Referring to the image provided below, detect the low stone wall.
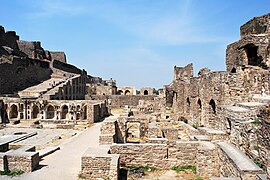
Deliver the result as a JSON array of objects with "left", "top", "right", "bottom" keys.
[
  {"left": 89, "top": 102, "right": 109, "bottom": 123},
  {"left": 196, "top": 142, "right": 219, "bottom": 177},
  {"left": 87, "top": 95, "right": 157, "bottom": 108},
  {"left": 110, "top": 143, "right": 168, "bottom": 168},
  {"left": 99, "top": 117, "right": 118, "bottom": 145},
  {"left": 6, "top": 152, "right": 39, "bottom": 172},
  {"left": 161, "top": 128, "right": 178, "bottom": 141},
  {"left": 99, "top": 134, "right": 115, "bottom": 145},
  {"left": 81, "top": 152, "right": 119, "bottom": 180},
  {"left": 110, "top": 141, "right": 219, "bottom": 177},
  {"left": 56, "top": 124, "right": 75, "bottom": 129}
]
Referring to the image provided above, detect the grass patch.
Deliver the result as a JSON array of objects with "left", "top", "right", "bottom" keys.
[
  {"left": 192, "top": 124, "right": 204, "bottom": 129},
  {"left": 172, "top": 165, "right": 196, "bottom": 174},
  {"left": 252, "top": 117, "right": 261, "bottom": 126},
  {"left": 192, "top": 124, "right": 198, "bottom": 129},
  {"left": 128, "top": 165, "right": 156, "bottom": 172},
  {"left": 78, "top": 172, "right": 86, "bottom": 179},
  {"left": 0, "top": 169, "right": 24, "bottom": 177},
  {"left": 194, "top": 177, "right": 203, "bottom": 180}
]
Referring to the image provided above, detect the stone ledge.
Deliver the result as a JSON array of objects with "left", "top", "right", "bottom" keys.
[{"left": 218, "top": 142, "right": 262, "bottom": 172}]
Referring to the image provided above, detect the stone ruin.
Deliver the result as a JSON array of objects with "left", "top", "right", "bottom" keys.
[
  {"left": 80, "top": 13, "right": 270, "bottom": 180},
  {"left": 0, "top": 13, "right": 270, "bottom": 180}
]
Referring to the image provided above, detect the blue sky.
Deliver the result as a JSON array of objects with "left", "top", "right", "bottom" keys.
[{"left": 1, "top": 0, "right": 269, "bottom": 89}]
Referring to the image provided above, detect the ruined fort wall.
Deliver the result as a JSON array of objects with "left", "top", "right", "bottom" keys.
[
  {"left": 240, "top": 13, "right": 270, "bottom": 37},
  {"left": 87, "top": 95, "right": 157, "bottom": 108},
  {"left": 0, "top": 57, "right": 52, "bottom": 94},
  {"left": 0, "top": 26, "right": 19, "bottom": 51},
  {"left": 170, "top": 66, "right": 270, "bottom": 129},
  {"left": 52, "top": 60, "right": 82, "bottom": 75}
]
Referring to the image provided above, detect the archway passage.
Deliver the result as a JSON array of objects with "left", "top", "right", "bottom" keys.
[
  {"left": 209, "top": 99, "right": 216, "bottom": 114},
  {"left": 61, "top": 105, "right": 69, "bottom": 119},
  {"left": 76, "top": 113, "right": 81, "bottom": 120},
  {"left": 244, "top": 44, "right": 265, "bottom": 68},
  {"left": 187, "top": 97, "right": 190, "bottom": 106},
  {"left": 197, "top": 99, "right": 202, "bottom": 109},
  {"left": 47, "top": 105, "right": 55, "bottom": 119},
  {"left": 9, "top": 104, "right": 18, "bottom": 119},
  {"left": 118, "top": 90, "right": 123, "bottom": 95},
  {"left": 32, "top": 105, "right": 39, "bottom": 119},
  {"left": 144, "top": 90, "right": 148, "bottom": 95},
  {"left": 125, "top": 90, "right": 130, "bottom": 95},
  {"left": 231, "top": 67, "right": 236, "bottom": 73}
]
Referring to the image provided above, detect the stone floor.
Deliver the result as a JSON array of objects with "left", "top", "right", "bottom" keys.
[{"left": 0, "top": 127, "right": 79, "bottom": 149}]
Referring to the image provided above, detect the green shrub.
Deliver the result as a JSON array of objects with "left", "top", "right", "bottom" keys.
[
  {"left": 0, "top": 169, "right": 24, "bottom": 177},
  {"left": 171, "top": 165, "right": 196, "bottom": 173},
  {"left": 192, "top": 124, "right": 198, "bottom": 129},
  {"left": 194, "top": 177, "right": 203, "bottom": 180},
  {"left": 179, "top": 116, "right": 188, "bottom": 124},
  {"left": 252, "top": 117, "right": 261, "bottom": 126},
  {"left": 128, "top": 165, "right": 156, "bottom": 172},
  {"left": 78, "top": 171, "right": 86, "bottom": 179}
]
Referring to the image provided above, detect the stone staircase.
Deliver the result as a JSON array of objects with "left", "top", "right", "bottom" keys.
[
  {"left": 18, "top": 74, "right": 80, "bottom": 100},
  {"left": 18, "top": 78, "right": 65, "bottom": 99}
]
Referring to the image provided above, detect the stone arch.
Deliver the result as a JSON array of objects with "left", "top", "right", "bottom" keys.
[
  {"left": 125, "top": 90, "right": 130, "bottom": 95},
  {"left": 76, "top": 113, "right": 81, "bottom": 120},
  {"left": 9, "top": 104, "right": 18, "bottom": 119},
  {"left": 32, "top": 105, "right": 39, "bottom": 119},
  {"left": 61, "top": 105, "right": 69, "bottom": 119},
  {"left": 197, "top": 99, "right": 202, "bottom": 109},
  {"left": 244, "top": 43, "right": 264, "bottom": 68},
  {"left": 187, "top": 97, "right": 190, "bottom": 106},
  {"left": 83, "top": 105, "right": 87, "bottom": 119},
  {"left": 77, "top": 105, "right": 80, "bottom": 111},
  {"left": 144, "top": 90, "right": 148, "bottom": 95},
  {"left": 231, "top": 67, "right": 236, "bottom": 73},
  {"left": 47, "top": 105, "right": 55, "bottom": 119},
  {"left": 118, "top": 90, "right": 123, "bottom": 95},
  {"left": 209, "top": 99, "right": 216, "bottom": 114}
]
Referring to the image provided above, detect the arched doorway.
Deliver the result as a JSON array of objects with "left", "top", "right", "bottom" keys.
[
  {"left": 32, "top": 105, "right": 39, "bottom": 119},
  {"left": 83, "top": 106, "right": 87, "bottom": 119},
  {"left": 76, "top": 113, "right": 81, "bottom": 120},
  {"left": 61, "top": 105, "right": 69, "bottom": 119},
  {"left": 118, "top": 90, "right": 123, "bottom": 95},
  {"left": 47, "top": 105, "right": 55, "bottom": 119},
  {"left": 209, "top": 99, "right": 216, "bottom": 114},
  {"left": 9, "top": 104, "right": 18, "bottom": 119},
  {"left": 231, "top": 67, "right": 236, "bottom": 73},
  {"left": 144, "top": 90, "right": 148, "bottom": 95},
  {"left": 125, "top": 90, "right": 130, "bottom": 95}
]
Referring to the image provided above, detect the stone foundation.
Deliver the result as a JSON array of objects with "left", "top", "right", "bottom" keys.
[{"left": 81, "top": 151, "right": 119, "bottom": 180}]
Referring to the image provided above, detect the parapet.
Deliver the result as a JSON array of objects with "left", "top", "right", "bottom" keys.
[{"left": 50, "top": 51, "right": 66, "bottom": 63}]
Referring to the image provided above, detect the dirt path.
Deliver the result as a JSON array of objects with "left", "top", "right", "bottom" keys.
[{"left": 4, "top": 122, "right": 102, "bottom": 180}]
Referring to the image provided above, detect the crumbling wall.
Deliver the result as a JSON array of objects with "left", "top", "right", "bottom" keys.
[
  {"left": 174, "top": 63, "right": 194, "bottom": 80},
  {"left": 50, "top": 52, "right": 66, "bottom": 63},
  {"left": 81, "top": 153, "right": 119, "bottom": 180},
  {"left": 240, "top": 13, "right": 270, "bottom": 37},
  {"left": 0, "top": 57, "right": 52, "bottom": 94}
]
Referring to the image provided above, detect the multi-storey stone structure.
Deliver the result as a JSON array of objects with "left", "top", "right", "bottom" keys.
[{"left": 0, "top": 25, "right": 109, "bottom": 124}]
